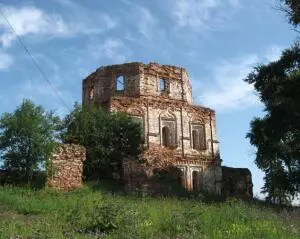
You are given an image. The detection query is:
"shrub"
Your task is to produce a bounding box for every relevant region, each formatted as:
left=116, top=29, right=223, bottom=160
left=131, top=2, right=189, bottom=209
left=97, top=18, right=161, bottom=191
left=61, top=104, right=143, bottom=180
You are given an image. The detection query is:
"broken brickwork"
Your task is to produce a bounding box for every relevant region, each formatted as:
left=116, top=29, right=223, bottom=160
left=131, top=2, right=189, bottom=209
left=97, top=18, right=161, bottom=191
left=83, top=62, right=251, bottom=197
left=47, top=144, right=86, bottom=190
left=222, top=166, right=253, bottom=199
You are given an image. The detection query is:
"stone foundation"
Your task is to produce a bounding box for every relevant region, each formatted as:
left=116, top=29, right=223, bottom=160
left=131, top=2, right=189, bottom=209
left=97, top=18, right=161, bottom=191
left=47, top=144, right=86, bottom=190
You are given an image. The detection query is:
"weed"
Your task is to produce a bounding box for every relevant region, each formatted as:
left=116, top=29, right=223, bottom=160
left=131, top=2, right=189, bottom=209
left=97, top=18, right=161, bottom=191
left=0, top=183, right=299, bottom=239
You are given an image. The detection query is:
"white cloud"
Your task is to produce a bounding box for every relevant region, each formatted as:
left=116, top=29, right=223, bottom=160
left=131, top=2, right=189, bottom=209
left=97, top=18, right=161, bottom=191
left=0, top=4, right=117, bottom=47
left=195, top=45, right=284, bottom=112
left=92, top=38, right=131, bottom=64
left=120, top=1, right=157, bottom=40
left=54, top=0, right=117, bottom=34
left=0, top=51, right=13, bottom=70
left=0, top=6, right=69, bottom=47
left=196, top=54, right=260, bottom=112
left=135, top=6, right=156, bottom=39
left=173, top=0, right=240, bottom=30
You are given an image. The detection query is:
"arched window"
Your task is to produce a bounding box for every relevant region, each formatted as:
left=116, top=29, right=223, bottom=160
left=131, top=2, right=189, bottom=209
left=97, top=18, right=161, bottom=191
left=116, top=75, right=124, bottom=91
left=191, top=124, right=206, bottom=150
left=192, top=130, right=200, bottom=150
left=162, top=126, right=170, bottom=147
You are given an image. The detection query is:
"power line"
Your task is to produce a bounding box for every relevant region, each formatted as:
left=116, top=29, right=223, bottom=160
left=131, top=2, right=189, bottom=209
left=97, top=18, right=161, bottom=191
left=0, top=7, right=71, bottom=111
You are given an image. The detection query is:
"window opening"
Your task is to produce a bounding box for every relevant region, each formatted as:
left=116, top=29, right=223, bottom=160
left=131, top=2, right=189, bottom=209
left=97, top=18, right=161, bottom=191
left=89, top=85, right=94, bottom=100
left=159, top=79, right=166, bottom=91
left=116, top=75, right=124, bottom=91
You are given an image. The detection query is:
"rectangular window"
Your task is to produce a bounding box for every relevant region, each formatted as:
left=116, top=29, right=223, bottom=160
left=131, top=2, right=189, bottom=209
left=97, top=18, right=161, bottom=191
left=116, top=75, right=124, bottom=91
left=159, top=79, right=166, bottom=91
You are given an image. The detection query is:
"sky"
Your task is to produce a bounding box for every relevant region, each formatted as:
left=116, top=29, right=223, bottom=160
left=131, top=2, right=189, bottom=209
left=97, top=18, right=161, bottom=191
left=0, top=0, right=298, bottom=198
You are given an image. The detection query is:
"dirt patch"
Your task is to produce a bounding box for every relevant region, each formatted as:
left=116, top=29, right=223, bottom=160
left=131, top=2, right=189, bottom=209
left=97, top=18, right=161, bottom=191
left=0, top=206, right=38, bottom=222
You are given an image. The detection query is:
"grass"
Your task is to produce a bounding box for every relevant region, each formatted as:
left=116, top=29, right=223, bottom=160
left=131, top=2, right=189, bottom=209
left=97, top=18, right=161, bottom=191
left=0, top=182, right=299, bottom=239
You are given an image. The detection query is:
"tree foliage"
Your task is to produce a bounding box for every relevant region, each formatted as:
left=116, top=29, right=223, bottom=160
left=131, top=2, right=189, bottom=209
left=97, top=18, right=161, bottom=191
left=245, top=43, right=300, bottom=203
left=61, top=104, right=143, bottom=179
left=0, top=99, right=60, bottom=183
left=279, top=0, right=300, bottom=27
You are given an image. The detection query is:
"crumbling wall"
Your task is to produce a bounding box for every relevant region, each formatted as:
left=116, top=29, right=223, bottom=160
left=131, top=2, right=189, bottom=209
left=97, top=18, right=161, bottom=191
left=222, top=166, right=253, bottom=199
left=201, top=166, right=223, bottom=195
left=83, top=62, right=223, bottom=196
left=82, top=62, right=193, bottom=105
left=123, top=144, right=182, bottom=193
left=123, top=144, right=222, bottom=195
left=82, top=62, right=220, bottom=162
left=47, top=144, right=86, bottom=190
left=109, top=96, right=219, bottom=160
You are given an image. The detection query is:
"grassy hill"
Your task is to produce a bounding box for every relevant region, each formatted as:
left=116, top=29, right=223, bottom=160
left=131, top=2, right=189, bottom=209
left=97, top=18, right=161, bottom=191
left=0, top=182, right=299, bottom=239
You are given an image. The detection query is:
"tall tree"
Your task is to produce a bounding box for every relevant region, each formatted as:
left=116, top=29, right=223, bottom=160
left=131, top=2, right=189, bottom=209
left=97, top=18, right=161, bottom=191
left=245, top=44, right=300, bottom=203
left=61, top=104, right=143, bottom=179
left=0, top=99, right=61, bottom=183
left=279, top=0, right=300, bottom=27
left=244, top=0, right=300, bottom=204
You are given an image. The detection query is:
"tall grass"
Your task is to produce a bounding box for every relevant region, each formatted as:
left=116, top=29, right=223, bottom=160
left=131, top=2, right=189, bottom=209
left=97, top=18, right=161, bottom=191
left=0, top=184, right=299, bottom=239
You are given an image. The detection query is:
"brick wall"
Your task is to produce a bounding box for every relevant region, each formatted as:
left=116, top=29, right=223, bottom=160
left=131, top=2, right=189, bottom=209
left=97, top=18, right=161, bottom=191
left=82, top=62, right=193, bottom=105
left=109, top=96, right=219, bottom=160
left=82, top=62, right=223, bottom=195
left=222, top=166, right=253, bottom=199
left=47, top=144, right=86, bottom=190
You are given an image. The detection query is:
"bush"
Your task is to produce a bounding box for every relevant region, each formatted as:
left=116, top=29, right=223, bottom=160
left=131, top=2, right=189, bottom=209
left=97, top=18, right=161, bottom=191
left=61, top=104, right=143, bottom=180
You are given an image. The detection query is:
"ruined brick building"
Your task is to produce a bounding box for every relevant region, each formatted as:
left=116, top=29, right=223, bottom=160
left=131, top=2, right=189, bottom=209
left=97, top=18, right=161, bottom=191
left=82, top=62, right=252, bottom=197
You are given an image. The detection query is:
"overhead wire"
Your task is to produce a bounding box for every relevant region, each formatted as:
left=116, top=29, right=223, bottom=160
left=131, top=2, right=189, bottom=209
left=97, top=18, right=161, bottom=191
left=0, top=6, right=71, bottom=112
left=0, top=5, right=129, bottom=137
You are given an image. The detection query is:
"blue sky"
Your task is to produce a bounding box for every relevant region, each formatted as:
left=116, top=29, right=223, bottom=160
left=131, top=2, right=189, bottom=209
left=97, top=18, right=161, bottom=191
left=0, top=0, right=298, bottom=197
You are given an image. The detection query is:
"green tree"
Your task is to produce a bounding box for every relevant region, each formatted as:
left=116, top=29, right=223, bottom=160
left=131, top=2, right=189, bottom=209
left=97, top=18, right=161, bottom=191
left=244, top=0, right=300, bottom=204
left=279, top=0, right=300, bottom=27
left=61, top=104, right=143, bottom=180
left=0, top=99, right=61, bottom=183
left=245, top=43, right=300, bottom=203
